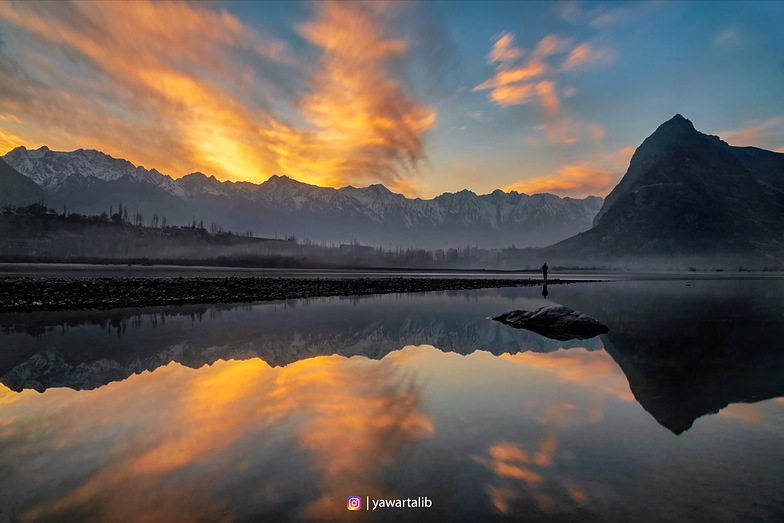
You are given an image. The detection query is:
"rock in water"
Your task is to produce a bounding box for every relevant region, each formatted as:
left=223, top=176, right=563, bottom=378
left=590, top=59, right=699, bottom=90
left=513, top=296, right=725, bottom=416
left=493, top=305, right=609, bottom=341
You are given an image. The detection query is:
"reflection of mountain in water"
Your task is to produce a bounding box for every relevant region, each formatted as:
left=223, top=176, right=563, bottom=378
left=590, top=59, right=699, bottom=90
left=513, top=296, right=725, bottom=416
left=559, top=280, right=784, bottom=435
left=2, top=280, right=783, bottom=436
left=0, top=292, right=600, bottom=392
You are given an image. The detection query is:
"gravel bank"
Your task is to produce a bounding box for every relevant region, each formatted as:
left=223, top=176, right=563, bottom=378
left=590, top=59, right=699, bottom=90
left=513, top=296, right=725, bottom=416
left=0, top=277, right=602, bottom=313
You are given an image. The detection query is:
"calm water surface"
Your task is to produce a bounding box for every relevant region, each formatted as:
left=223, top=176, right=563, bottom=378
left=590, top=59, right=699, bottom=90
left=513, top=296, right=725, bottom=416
left=1, top=279, right=783, bottom=522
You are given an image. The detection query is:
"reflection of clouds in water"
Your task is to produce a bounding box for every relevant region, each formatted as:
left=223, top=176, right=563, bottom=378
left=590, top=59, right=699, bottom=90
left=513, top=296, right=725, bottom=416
left=298, top=355, right=434, bottom=520
left=502, top=348, right=635, bottom=403
left=0, top=383, right=23, bottom=409
left=474, top=432, right=589, bottom=514
left=718, top=402, right=770, bottom=426
left=718, top=403, right=765, bottom=425
left=473, top=435, right=563, bottom=513
left=0, top=354, right=432, bottom=522
left=474, top=348, right=634, bottom=515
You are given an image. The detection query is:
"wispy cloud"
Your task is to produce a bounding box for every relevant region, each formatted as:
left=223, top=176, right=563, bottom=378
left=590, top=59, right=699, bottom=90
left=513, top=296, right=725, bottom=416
left=473, top=34, right=560, bottom=110
left=604, top=144, right=637, bottom=172
left=473, top=31, right=613, bottom=147
left=487, top=32, right=524, bottom=64
left=474, top=61, right=548, bottom=92
left=713, top=27, right=741, bottom=47
left=716, top=115, right=784, bottom=151
left=534, top=118, right=605, bottom=146
left=0, top=1, right=436, bottom=195
left=0, top=1, right=284, bottom=177
left=504, top=163, right=618, bottom=198
left=561, top=43, right=615, bottom=70
left=296, top=1, right=436, bottom=194
left=556, top=2, right=643, bottom=30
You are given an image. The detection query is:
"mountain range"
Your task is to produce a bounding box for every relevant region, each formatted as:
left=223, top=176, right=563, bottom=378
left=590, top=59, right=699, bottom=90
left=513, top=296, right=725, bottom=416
left=2, top=114, right=782, bottom=264
left=1, top=146, right=602, bottom=249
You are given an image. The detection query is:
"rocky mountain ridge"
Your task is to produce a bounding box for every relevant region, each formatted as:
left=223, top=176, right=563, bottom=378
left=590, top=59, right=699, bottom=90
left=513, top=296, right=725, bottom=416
left=2, top=146, right=602, bottom=248
left=544, top=114, right=784, bottom=266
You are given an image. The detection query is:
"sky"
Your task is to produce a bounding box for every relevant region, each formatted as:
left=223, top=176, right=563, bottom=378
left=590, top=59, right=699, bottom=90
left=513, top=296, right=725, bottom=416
left=0, top=1, right=782, bottom=199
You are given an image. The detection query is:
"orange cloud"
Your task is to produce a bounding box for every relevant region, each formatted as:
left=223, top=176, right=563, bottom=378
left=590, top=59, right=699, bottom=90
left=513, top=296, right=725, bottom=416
left=505, top=163, right=616, bottom=198
left=488, top=32, right=524, bottom=64
left=589, top=123, right=606, bottom=141
left=535, top=81, right=560, bottom=117
left=0, top=1, right=436, bottom=196
left=532, top=35, right=571, bottom=58
left=297, top=1, right=437, bottom=195
left=561, top=43, right=614, bottom=70
left=604, top=144, right=637, bottom=172
left=474, top=32, right=614, bottom=147
left=0, top=1, right=280, bottom=178
left=716, top=116, right=784, bottom=151
left=0, top=126, right=30, bottom=155
left=474, top=61, right=548, bottom=91
left=488, top=83, right=537, bottom=106
left=473, top=35, right=561, bottom=111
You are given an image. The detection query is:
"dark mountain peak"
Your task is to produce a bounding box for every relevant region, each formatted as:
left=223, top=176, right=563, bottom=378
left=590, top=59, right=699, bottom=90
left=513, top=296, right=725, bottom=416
left=182, top=171, right=208, bottom=180
left=664, top=113, right=693, bottom=129
left=72, top=147, right=116, bottom=160
left=262, top=174, right=313, bottom=190
left=11, top=145, right=52, bottom=160
left=365, top=183, right=392, bottom=194
left=265, top=174, right=294, bottom=184
left=642, top=114, right=701, bottom=146
left=550, top=115, right=784, bottom=265
left=6, top=144, right=49, bottom=156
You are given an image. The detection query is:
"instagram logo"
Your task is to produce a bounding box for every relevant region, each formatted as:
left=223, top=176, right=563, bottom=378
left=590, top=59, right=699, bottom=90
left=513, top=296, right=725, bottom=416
left=347, top=496, right=362, bottom=511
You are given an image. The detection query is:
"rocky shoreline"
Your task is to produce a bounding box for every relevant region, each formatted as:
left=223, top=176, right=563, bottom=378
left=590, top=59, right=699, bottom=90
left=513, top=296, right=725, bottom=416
left=0, top=277, right=601, bottom=313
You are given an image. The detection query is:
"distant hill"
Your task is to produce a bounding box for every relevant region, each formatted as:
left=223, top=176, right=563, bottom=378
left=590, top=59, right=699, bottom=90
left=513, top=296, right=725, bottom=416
left=2, top=146, right=602, bottom=249
left=0, top=157, right=45, bottom=208
left=544, top=115, right=784, bottom=267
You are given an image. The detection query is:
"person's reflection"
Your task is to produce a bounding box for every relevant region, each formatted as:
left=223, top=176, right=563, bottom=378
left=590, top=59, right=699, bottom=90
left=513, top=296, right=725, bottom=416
left=542, top=283, right=548, bottom=299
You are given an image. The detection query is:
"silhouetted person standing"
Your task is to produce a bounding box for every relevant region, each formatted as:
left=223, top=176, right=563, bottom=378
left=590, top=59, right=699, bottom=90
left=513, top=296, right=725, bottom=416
left=542, top=262, right=548, bottom=282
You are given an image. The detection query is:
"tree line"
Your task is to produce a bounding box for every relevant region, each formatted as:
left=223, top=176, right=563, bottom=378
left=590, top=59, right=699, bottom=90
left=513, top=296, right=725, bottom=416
left=1, top=199, right=254, bottom=237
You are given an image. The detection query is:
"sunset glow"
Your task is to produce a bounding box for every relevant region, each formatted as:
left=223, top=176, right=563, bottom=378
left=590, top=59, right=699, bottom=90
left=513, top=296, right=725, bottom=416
left=0, top=1, right=782, bottom=197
